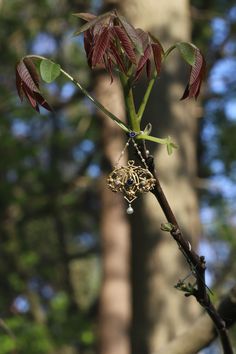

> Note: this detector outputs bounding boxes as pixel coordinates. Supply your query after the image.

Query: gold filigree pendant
[107,132,156,214]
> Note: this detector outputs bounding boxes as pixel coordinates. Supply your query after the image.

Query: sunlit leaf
[176,42,196,66]
[181,48,205,99]
[40,59,61,83]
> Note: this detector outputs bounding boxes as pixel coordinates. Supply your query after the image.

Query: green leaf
[175,42,196,66]
[40,59,61,83]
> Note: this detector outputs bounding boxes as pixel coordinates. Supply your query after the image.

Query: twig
[155,285,236,354]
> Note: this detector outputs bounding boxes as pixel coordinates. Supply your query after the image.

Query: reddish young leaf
[16,59,39,93]
[34,92,52,111]
[23,84,39,112]
[16,58,52,112]
[148,32,164,54]
[151,43,163,75]
[134,45,152,81]
[103,56,114,83]
[84,29,94,67]
[91,27,111,67]
[109,42,127,74]
[136,45,152,72]
[73,12,97,21]
[116,13,143,54]
[113,26,137,64]
[146,58,152,79]
[136,28,150,53]
[181,49,205,99]
[24,57,41,88]
[74,11,113,36]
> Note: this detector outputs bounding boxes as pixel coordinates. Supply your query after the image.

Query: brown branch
[155,285,236,354]
[138,146,234,354]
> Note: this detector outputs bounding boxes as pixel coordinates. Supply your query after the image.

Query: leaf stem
[119,72,140,132]
[27,55,129,133]
[60,68,129,132]
[164,45,176,59]
[137,133,168,144]
[137,71,157,122]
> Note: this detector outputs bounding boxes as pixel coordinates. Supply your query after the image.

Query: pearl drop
[126,205,134,214]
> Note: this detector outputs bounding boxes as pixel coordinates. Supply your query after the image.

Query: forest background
[0,0,236,354]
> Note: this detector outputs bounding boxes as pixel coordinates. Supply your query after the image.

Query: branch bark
[155,285,236,354]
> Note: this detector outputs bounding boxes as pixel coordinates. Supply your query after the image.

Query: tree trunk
[98,1,202,354]
[95,73,131,354]
[115,1,201,353]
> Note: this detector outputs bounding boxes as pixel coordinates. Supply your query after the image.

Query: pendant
[107,134,156,214]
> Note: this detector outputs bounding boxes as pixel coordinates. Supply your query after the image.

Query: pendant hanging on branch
[107,132,156,214]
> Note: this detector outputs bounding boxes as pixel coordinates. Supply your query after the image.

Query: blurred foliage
[0,0,101,353]
[191,1,236,350]
[190,4,236,354]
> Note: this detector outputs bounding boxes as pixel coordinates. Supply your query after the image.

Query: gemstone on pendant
[126,178,133,186]
[128,131,136,138]
[126,204,134,214]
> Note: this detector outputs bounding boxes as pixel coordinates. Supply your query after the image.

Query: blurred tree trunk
[95,74,131,354]
[98,1,201,354]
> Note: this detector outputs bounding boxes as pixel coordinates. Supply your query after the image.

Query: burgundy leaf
[23,84,39,112]
[73,12,97,21]
[109,42,127,74]
[181,49,205,99]
[16,59,39,93]
[16,67,24,101]
[74,11,113,36]
[103,56,114,83]
[148,32,164,53]
[23,57,40,87]
[113,26,137,64]
[92,22,104,36]
[137,45,152,72]
[34,92,52,111]
[146,58,152,79]
[151,43,163,75]
[116,13,143,54]
[16,58,52,112]
[136,28,150,52]
[134,45,152,81]
[84,29,94,67]
[92,27,111,67]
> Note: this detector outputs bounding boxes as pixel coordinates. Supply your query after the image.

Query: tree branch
[155,285,236,354]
